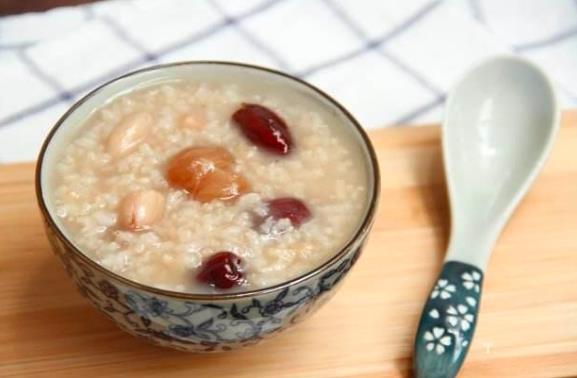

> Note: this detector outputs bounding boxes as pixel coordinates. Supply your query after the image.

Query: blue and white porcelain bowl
[35,62,380,352]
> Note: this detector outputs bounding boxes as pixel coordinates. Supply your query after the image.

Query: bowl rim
[35,60,381,301]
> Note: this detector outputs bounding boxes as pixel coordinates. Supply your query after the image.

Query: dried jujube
[196,251,246,289]
[232,103,293,155]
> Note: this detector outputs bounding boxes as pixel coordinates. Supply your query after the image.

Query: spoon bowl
[414,56,559,378]
[444,56,559,268]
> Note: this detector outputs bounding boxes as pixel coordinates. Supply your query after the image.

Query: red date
[266,197,311,228]
[232,103,293,155]
[196,251,245,289]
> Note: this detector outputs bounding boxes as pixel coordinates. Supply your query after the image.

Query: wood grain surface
[2,112,577,377]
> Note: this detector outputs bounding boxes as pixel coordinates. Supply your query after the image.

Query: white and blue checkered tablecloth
[1,0,576,163]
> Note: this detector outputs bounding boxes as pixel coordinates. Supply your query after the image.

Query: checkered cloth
[1,0,576,163]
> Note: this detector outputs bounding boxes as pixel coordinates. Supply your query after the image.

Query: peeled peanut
[107,112,153,157]
[181,108,206,130]
[118,190,165,231]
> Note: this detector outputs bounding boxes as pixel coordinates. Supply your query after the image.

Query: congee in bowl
[36,62,379,351]
[48,67,369,294]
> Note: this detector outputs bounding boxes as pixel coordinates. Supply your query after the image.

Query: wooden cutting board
[2,112,577,378]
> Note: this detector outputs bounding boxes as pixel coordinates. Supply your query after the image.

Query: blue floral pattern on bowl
[43,220,367,352]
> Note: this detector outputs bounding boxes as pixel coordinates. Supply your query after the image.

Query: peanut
[118,189,165,231]
[181,106,206,130]
[107,112,152,157]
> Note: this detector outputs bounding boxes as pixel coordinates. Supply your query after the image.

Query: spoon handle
[413,261,484,378]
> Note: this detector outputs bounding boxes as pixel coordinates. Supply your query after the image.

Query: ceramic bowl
[35,61,380,352]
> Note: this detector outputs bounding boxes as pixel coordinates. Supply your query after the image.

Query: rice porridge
[50,79,368,293]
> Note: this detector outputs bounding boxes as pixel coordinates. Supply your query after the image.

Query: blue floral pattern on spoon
[414,261,483,378]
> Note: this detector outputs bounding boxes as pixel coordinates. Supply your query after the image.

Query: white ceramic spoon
[413,56,559,378]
